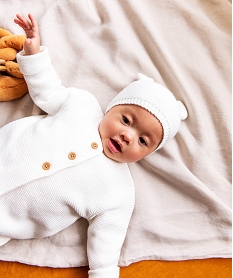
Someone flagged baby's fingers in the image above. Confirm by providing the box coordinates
[28,14,38,28]
[14,14,31,30]
[14,19,27,31]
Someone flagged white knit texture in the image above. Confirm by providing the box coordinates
[106,75,188,150]
[0,48,135,278]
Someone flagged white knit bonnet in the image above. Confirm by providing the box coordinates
[106,73,188,150]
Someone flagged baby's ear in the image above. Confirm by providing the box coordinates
[137,73,154,82]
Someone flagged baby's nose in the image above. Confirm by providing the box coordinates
[121,130,135,144]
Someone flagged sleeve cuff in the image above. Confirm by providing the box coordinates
[16,46,51,76]
[88,266,120,278]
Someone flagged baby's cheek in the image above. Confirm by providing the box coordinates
[125,149,146,163]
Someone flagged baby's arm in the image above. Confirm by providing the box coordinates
[14,14,40,55]
[14,14,78,115]
[87,204,134,278]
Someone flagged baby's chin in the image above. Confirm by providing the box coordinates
[102,149,143,163]
[102,150,124,163]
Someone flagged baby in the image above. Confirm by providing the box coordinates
[0,14,188,278]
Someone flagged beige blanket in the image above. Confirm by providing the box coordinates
[0,0,231,267]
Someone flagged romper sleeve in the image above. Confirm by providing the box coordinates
[86,194,135,278]
[16,46,73,115]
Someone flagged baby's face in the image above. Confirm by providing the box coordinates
[99,104,163,163]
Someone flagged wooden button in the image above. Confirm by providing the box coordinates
[91,142,98,149]
[42,162,50,170]
[68,152,76,160]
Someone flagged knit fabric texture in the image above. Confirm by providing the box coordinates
[106,73,188,150]
[0,47,135,278]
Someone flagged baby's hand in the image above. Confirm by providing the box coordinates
[14,13,40,55]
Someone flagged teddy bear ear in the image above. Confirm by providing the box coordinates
[136,73,154,82]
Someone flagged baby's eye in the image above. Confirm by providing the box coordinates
[122,115,130,125]
[139,137,147,146]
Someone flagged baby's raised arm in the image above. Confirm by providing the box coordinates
[14,13,85,115]
[14,14,40,55]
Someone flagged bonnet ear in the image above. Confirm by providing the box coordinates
[177,100,188,120]
[137,73,154,82]
[137,73,188,120]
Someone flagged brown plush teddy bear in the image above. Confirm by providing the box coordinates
[0,27,28,101]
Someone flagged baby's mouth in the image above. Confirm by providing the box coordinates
[108,139,122,153]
